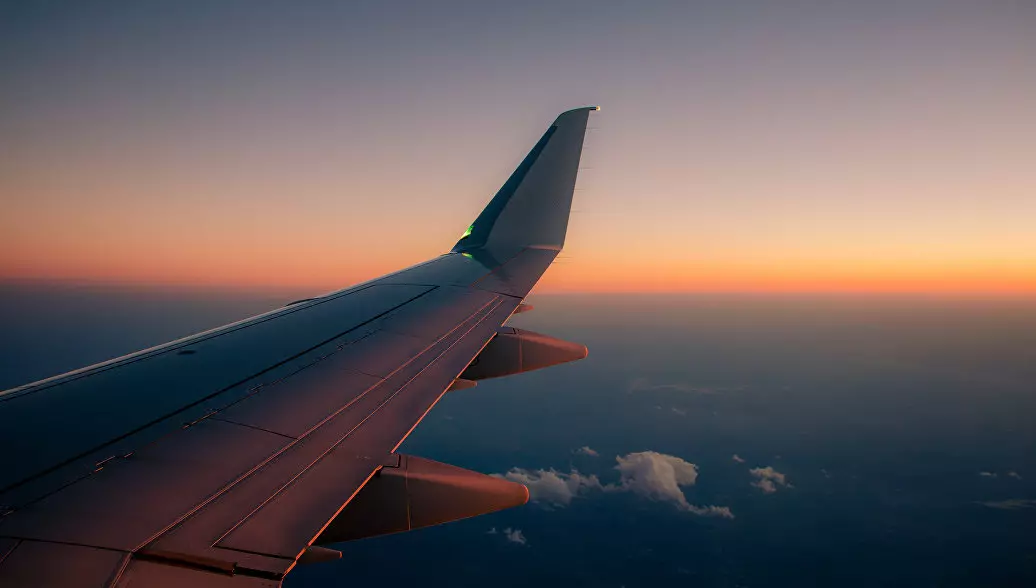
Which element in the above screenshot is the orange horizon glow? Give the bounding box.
[3,4,1034,299]
[4,252,1034,296]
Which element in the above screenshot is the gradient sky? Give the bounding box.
[2,1,1034,293]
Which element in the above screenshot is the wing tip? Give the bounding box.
[561,105,600,113]
[555,105,600,122]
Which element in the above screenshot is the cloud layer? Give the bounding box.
[628,378,718,395]
[497,451,733,518]
[977,499,1036,510]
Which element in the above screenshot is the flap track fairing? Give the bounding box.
[460,327,587,381]
[315,454,528,544]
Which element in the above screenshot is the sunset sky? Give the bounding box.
[2,1,1034,294]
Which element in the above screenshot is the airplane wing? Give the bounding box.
[0,107,598,587]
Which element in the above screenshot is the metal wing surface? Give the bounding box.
[0,107,598,587]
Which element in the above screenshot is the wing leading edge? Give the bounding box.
[0,107,597,587]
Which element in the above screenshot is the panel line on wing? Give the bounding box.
[209,299,507,556]
[130,296,503,554]
[207,418,298,441]
[0,286,437,499]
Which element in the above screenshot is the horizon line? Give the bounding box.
[2,276,1035,299]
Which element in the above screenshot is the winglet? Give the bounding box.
[453,107,597,258]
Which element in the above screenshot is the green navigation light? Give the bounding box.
[461,224,474,239]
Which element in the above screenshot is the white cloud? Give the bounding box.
[1008,471,1022,480]
[503,527,527,545]
[487,527,498,535]
[609,451,733,518]
[978,499,1036,510]
[612,451,699,500]
[575,446,599,457]
[671,407,687,416]
[750,466,791,494]
[496,451,734,518]
[732,454,745,464]
[979,471,998,478]
[497,468,602,506]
